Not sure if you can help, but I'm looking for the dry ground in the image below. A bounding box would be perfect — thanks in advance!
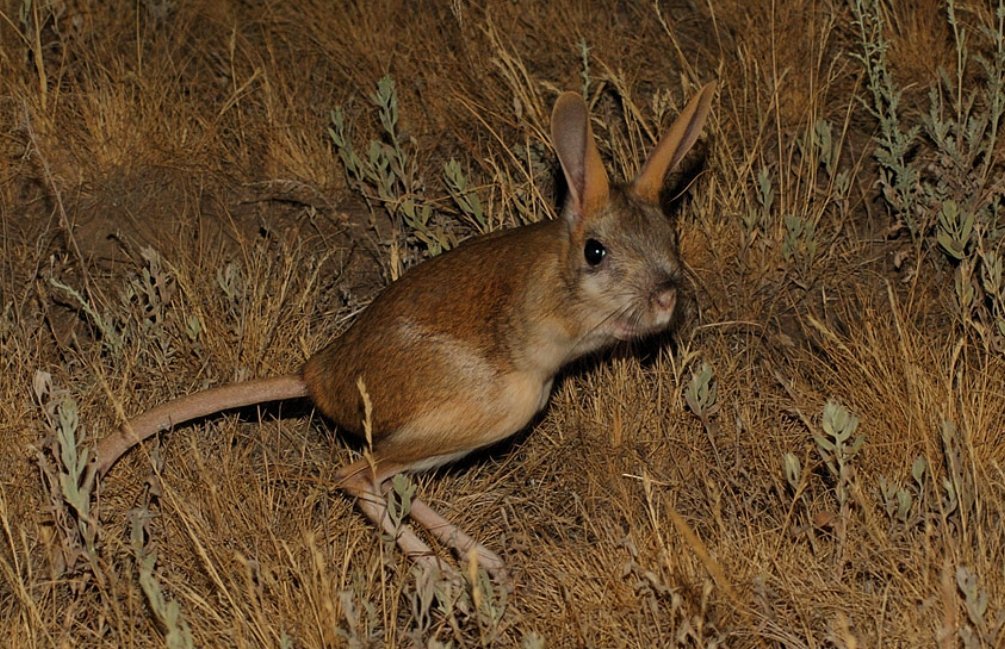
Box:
[2,1,1004,647]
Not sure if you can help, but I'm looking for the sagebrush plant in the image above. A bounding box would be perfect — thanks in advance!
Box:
[955,565,1004,647]
[444,157,488,233]
[48,274,123,355]
[928,1,1005,350]
[684,361,722,459]
[877,455,928,531]
[330,75,464,275]
[813,401,864,512]
[32,371,98,563]
[386,473,416,556]
[121,247,181,366]
[131,497,195,649]
[939,418,975,527]
[729,57,853,284]
[850,0,924,238]
[814,401,863,573]
[618,533,726,647]
[854,0,1005,350]
[742,166,773,240]
[47,246,185,364]
[779,117,852,282]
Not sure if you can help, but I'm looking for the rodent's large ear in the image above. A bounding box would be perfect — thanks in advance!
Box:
[630,81,716,204]
[552,92,610,226]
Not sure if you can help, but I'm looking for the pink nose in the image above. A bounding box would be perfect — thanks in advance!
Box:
[654,287,677,313]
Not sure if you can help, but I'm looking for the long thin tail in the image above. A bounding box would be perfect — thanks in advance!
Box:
[92,373,309,479]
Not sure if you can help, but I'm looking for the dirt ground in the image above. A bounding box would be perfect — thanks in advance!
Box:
[2,1,1004,647]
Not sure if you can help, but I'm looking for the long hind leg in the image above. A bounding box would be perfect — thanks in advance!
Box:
[335,458,444,572]
[336,458,506,579]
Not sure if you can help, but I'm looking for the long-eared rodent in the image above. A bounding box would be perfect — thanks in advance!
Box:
[89,82,716,578]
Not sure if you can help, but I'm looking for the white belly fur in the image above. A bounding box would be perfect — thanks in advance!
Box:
[400,371,554,473]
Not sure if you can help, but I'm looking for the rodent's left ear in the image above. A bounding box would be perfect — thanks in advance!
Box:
[631,81,716,204]
[552,92,610,228]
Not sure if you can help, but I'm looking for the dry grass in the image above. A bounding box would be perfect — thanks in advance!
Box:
[2,1,1004,647]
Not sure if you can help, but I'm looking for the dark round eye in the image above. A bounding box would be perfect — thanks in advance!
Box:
[584,238,606,266]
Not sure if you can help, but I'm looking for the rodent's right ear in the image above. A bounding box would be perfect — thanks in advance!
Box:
[551,92,610,229]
